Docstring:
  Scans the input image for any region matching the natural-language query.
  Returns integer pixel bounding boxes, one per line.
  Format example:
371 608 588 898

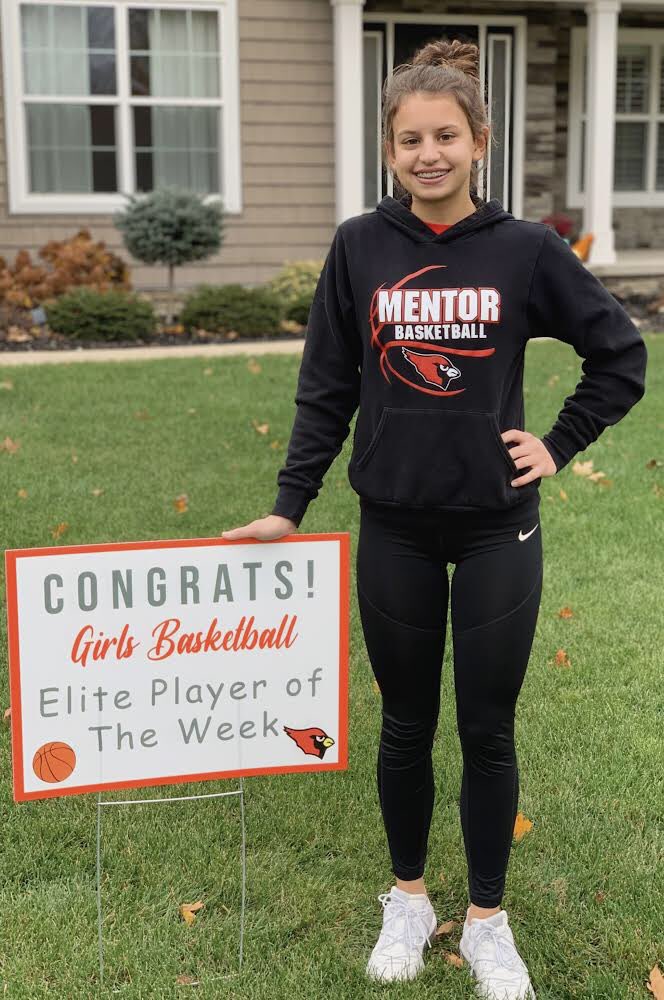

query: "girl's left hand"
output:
501 429 558 487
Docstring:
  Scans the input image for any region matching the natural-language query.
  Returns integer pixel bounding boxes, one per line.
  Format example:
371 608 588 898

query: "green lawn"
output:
0 336 662 999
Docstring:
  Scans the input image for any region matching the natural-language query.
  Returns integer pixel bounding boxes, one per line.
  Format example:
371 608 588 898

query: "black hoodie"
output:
271 195 647 526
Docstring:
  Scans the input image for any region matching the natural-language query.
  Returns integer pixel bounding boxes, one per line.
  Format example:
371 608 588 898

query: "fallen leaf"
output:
51 522 69 540
91 488 104 497
594 891 606 903
247 358 262 374
269 440 282 450
252 420 269 435
597 477 612 488
547 374 559 387
17 488 28 499
513 812 533 841
587 470 607 482
203 367 213 375
559 488 568 501
174 494 189 513
1 437 20 454
0 379 14 390
7 326 32 343
445 952 465 968
645 459 662 470
71 453 78 464
435 919 457 936
553 649 571 668
175 974 200 985
134 409 151 420
3 707 10 721
648 963 664 999
179 901 204 926
557 607 574 619
654 483 664 498
572 460 594 477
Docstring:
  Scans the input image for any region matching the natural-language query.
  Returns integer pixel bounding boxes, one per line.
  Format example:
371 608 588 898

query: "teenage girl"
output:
222 39 647 999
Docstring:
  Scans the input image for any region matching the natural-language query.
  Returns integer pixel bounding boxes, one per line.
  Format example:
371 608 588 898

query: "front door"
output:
363 19 515 212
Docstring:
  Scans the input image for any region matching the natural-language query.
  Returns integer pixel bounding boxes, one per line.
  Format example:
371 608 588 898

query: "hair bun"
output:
411 38 480 82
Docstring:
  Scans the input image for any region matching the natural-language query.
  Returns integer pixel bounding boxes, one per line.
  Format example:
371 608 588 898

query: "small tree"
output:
114 187 224 313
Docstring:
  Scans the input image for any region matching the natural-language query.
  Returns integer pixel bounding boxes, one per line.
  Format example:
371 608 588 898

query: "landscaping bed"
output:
1 289 663 351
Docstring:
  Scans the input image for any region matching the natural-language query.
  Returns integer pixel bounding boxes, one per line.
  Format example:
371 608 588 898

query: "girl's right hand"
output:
221 514 298 541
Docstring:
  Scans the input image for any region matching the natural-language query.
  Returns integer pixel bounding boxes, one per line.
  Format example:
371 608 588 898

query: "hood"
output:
375 192 513 245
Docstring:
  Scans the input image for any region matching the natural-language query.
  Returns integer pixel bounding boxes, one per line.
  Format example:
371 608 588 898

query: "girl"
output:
222 39 647 999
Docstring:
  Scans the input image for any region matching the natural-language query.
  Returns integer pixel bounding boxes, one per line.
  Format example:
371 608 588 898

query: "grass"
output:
0 334 662 999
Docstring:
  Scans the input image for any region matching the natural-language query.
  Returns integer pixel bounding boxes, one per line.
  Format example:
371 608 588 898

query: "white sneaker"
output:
459 909 536 1000
365 885 438 982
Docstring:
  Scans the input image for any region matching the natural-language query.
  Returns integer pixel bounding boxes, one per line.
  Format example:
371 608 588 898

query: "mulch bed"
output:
1 292 663 352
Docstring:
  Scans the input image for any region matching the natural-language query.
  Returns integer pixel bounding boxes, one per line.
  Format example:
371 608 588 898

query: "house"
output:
1 0 663 294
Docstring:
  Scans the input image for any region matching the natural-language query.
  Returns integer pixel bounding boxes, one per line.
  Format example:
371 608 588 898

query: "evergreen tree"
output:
114 187 224 296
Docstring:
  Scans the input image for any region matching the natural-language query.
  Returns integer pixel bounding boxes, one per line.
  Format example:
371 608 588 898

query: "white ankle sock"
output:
392 886 429 904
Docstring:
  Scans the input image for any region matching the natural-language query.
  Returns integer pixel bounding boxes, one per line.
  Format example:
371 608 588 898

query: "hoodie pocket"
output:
350 407 520 509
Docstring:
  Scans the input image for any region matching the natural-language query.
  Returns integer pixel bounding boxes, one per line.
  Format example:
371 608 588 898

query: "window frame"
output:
1 0 242 214
567 25 664 208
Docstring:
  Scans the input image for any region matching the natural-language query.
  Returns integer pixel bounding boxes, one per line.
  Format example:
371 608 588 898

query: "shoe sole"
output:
365 919 438 983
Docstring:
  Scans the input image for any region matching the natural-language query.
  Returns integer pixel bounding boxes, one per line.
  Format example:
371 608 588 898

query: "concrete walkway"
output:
0 339 306 366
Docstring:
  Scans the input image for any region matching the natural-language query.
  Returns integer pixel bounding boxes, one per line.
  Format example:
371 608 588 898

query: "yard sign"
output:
5 533 349 802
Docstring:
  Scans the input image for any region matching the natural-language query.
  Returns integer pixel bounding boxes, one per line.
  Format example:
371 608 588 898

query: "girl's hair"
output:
381 38 493 209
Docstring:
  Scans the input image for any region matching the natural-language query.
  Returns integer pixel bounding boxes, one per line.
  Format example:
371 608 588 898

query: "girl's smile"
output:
413 168 453 185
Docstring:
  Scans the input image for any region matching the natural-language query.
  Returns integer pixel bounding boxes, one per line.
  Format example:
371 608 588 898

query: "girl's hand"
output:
221 514 298 541
500 429 558 486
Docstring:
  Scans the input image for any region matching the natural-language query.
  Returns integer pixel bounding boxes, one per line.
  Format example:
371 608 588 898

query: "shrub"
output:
114 187 224 293
45 288 155 342
285 293 314 326
0 230 130 309
266 260 324 306
181 284 283 336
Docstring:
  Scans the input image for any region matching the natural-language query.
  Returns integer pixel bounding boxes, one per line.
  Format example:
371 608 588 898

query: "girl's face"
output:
386 92 488 218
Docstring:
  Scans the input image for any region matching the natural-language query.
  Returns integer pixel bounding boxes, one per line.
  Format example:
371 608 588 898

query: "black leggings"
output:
356 493 543 908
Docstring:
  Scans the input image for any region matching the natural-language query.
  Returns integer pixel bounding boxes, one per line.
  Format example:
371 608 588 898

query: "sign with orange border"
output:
5 533 349 802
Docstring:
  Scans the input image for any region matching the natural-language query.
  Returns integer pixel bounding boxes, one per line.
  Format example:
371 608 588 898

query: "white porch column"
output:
330 0 366 224
583 0 620 266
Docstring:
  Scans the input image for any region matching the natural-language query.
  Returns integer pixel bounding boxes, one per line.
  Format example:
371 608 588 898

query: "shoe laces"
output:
468 919 521 971
376 890 434 953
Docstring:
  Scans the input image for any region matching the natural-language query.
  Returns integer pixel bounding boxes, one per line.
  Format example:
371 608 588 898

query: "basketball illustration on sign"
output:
32 741 76 783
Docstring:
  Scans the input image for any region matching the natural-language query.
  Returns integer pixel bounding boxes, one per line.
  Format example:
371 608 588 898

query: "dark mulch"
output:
1 291 663 352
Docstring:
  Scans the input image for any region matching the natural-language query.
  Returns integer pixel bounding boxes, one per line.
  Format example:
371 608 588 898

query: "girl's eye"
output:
404 134 454 144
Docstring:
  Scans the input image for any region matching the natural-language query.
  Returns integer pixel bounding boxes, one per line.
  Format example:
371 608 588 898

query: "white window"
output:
568 26 664 207
1 0 241 214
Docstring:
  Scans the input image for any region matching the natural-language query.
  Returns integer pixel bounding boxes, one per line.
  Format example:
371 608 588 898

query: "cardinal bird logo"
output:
283 725 335 759
402 347 461 391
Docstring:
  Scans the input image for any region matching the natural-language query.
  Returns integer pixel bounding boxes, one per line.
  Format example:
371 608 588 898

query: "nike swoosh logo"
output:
518 525 539 542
